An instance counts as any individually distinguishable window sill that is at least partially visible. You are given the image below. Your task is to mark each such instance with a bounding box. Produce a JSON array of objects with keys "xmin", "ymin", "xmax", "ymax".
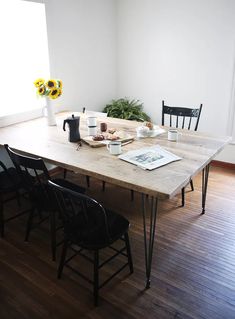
[{"xmin": 0, "ymin": 108, "xmax": 43, "ymax": 128}]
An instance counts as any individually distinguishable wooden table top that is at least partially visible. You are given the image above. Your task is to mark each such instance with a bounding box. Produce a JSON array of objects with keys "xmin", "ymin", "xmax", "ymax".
[{"xmin": 0, "ymin": 112, "xmax": 230, "ymax": 199}]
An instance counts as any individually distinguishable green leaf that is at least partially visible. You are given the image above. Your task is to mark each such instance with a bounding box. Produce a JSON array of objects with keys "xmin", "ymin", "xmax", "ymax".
[{"xmin": 102, "ymin": 98, "xmax": 151, "ymax": 122}]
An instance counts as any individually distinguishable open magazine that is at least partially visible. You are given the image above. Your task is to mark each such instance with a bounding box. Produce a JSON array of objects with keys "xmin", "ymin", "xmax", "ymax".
[{"xmin": 118, "ymin": 145, "xmax": 182, "ymax": 170}]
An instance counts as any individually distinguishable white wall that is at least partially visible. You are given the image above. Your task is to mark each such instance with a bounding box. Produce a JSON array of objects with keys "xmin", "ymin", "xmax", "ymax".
[
  {"xmin": 2, "ymin": 0, "xmax": 234, "ymax": 164},
  {"xmin": 44, "ymin": 0, "xmax": 117, "ymax": 112},
  {"xmin": 0, "ymin": 0, "xmax": 117, "ymax": 168},
  {"xmin": 117, "ymin": 0, "xmax": 235, "ymax": 162}
]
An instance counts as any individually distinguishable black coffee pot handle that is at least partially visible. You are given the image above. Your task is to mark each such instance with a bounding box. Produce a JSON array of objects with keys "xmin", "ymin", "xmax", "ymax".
[{"xmin": 63, "ymin": 119, "xmax": 68, "ymax": 131}]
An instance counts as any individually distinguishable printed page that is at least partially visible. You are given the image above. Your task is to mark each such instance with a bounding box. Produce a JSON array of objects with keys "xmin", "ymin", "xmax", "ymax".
[{"xmin": 118, "ymin": 145, "xmax": 182, "ymax": 170}]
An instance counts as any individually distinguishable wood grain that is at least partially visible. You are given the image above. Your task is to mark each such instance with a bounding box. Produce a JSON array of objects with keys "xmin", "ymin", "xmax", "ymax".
[
  {"xmin": 81, "ymin": 135, "xmax": 135, "ymax": 148},
  {"xmin": 0, "ymin": 166, "xmax": 234, "ymax": 318},
  {"xmin": 0, "ymin": 112, "xmax": 230, "ymax": 200}
]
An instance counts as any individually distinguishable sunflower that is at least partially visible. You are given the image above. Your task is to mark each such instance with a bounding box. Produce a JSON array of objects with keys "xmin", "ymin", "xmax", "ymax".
[
  {"xmin": 37, "ymin": 85, "xmax": 46, "ymax": 96},
  {"xmin": 57, "ymin": 80, "xmax": 63, "ymax": 88},
  {"xmin": 46, "ymin": 79, "xmax": 57, "ymax": 88},
  {"xmin": 34, "ymin": 78, "xmax": 45, "ymax": 88},
  {"xmin": 49, "ymin": 87, "xmax": 61, "ymax": 99},
  {"xmin": 34, "ymin": 78, "xmax": 63, "ymax": 100},
  {"xmin": 57, "ymin": 88, "xmax": 62, "ymax": 97}
]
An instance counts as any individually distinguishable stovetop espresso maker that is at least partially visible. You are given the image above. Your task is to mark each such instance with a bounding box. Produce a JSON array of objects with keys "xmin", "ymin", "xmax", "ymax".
[{"xmin": 63, "ymin": 114, "xmax": 81, "ymax": 142}]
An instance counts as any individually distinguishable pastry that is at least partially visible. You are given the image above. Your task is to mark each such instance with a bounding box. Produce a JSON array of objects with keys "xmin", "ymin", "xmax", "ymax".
[
  {"xmin": 108, "ymin": 128, "xmax": 116, "ymax": 134},
  {"xmin": 144, "ymin": 122, "xmax": 154, "ymax": 130},
  {"xmin": 105, "ymin": 133, "xmax": 119, "ymax": 140},
  {"xmin": 92, "ymin": 134, "xmax": 104, "ymax": 141}
]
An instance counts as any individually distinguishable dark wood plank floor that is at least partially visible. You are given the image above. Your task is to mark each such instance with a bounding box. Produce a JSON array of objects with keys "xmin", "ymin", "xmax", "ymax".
[{"xmin": 0, "ymin": 166, "xmax": 235, "ymax": 319}]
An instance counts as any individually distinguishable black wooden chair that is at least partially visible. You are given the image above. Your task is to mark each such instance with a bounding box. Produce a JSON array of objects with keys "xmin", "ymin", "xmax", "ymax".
[
  {"xmin": 162, "ymin": 100, "xmax": 203, "ymax": 206},
  {"xmin": 0, "ymin": 159, "xmax": 28, "ymax": 237},
  {"xmin": 5, "ymin": 144, "xmax": 86, "ymax": 260},
  {"xmin": 48, "ymin": 180, "xmax": 133, "ymax": 306}
]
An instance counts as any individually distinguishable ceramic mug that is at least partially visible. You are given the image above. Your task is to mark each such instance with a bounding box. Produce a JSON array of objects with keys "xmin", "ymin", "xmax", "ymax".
[
  {"xmin": 88, "ymin": 126, "xmax": 97, "ymax": 136},
  {"xmin": 107, "ymin": 141, "xmax": 122, "ymax": 155},
  {"xmin": 87, "ymin": 116, "xmax": 97, "ymax": 127},
  {"xmin": 168, "ymin": 129, "xmax": 180, "ymax": 141}
]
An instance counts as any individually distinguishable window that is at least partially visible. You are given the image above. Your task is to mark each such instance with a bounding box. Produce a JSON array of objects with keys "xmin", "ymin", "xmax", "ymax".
[{"xmin": 0, "ymin": 0, "xmax": 50, "ymax": 125}]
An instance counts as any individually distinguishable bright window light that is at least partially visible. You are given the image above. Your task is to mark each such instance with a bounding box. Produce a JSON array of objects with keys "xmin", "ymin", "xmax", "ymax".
[{"xmin": 0, "ymin": 0, "xmax": 50, "ymax": 117}]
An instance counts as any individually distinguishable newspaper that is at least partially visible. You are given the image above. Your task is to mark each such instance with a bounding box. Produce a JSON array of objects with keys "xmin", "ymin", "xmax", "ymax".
[{"xmin": 118, "ymin": 145, "xmax": 182, "ymax": 170}]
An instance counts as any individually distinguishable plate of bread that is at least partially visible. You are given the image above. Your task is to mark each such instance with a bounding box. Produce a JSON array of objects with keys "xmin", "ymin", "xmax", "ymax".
[{"xmin": 82, "ymin": 128, "xmax": 134, "ymax": 147}]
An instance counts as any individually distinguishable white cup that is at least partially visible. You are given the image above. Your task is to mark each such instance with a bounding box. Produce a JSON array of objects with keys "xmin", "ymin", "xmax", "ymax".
[
  {"xmin": 88, "ymin": 126, "xmax": 97, "ymax": 136},
  {"xmin": 87, "ymin": 116, "xmax": 97, "ymax": 127},
  {"xmin": 168, "ymin": 129, "xmax": 179, "ymax": 141},
  {"xmin": 107, "ymin": 141, "xmax": 122, "ymax": 155}
]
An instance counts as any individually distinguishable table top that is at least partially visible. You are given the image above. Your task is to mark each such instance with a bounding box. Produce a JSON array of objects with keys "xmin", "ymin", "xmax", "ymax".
[{"xmin": 0, "ymin": 112, "xmax": 230, "ymax": 199}]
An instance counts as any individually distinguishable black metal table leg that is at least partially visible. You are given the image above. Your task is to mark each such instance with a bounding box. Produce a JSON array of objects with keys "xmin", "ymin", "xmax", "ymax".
[
  {"xmin": 142, "ymin": 194, "xmax": 158, "ymax": 288},
  {"xmin": 202, "ymin": 164, "xmax": 210, "ymax": 214}
]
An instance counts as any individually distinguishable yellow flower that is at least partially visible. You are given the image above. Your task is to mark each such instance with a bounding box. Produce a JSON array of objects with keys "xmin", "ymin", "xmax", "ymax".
[
  {"xmin": 37, "ymin": 85, "xmax": 46, "ymax": 96},
  {"xmin": 57, "ymin": 80, "xmax": 63, "ymax": 88},
  {"xmin": 58, "ymin": 88, "xmax": 62, "ymax": 97},
  {"xmin": 34, "ymin": 78, "xmax": 45, "ymax": 88},
  {"xmin": 49, "ymin": 87, "xmax": 61, "ymax": 99},
  {"xmin": 34, "ymin": 78, "xmax": 63, "ymax": 100},
  {"xmin": 46, "ymin": 79, "xmax": 57, "ymax": 88}
]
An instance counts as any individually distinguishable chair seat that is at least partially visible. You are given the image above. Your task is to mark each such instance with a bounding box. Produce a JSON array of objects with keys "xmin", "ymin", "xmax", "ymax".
[
  {"xmin": 0, "ymin": 168, "xmax": 21, "ymax": 192},
  {"xmin": 65, "ymin": 208, "xmax": 130, "ymax": 250}
]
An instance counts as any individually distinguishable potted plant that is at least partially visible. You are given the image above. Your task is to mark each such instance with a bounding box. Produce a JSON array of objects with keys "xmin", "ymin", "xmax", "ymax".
[{"xmin": 103, "ymin": 98, "xmax": 151, "ymax": 122}]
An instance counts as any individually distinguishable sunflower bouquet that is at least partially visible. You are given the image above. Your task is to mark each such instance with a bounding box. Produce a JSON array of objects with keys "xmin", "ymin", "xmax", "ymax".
[{"xmin": 34, "ymin": 78, "xmax": 62, "ymax": 99}]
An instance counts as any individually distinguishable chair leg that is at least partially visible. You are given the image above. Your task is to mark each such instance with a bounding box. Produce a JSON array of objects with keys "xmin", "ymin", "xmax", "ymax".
[
  {"xmin": 130, "ymin": 190, "xmax": 134, "ymax": 201},
  {"xmin": 50, "ymin": 210, "xmax": 57, "ymax": 261},
  {"xmin": 63, "ymin": 169, "xmax": 67, "ymax": 179},
  {"xmin": 24, "ymin": 208, "xmax": 35, "ymax": 241},
  {"xmin": 181, "ymin": 187, "xmax": 185, "ymax": 207},
  {"xmin": 86, "ymin": 175, "xmax": 90, "ymax": 188},
  {"xmin": 16, "ymin": 191, "xmax": 21, "ymax": 207},
  {"xmin": 190, "ymin": 179, "xmax": 194, "ymax": 191},
  {"xmin": 38, "ymin": 208, "xmax": 43, "ymax": 221},
  {"xmin": 93, "ymin": 250, "xmax": 99, "ymax": 307},
  {"xmin": 102, "ymin": 181, "xmax": 105, "ymax": 192},
  {"xmin": 0, "ymin": 199, "xmax": 4, "ymax": 238},
  {"xmin": 124, "ymin": 232, "xmax": 134, "ymax": 274},
  {"xmin": 58, "ymin": 239, "xmax": 68, "ymax": 279}
]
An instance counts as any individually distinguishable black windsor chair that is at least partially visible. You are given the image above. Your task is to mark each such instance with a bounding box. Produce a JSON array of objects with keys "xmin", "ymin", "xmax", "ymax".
[
  {"xmin": 162, "ymin": 100, "xmax": 203, "ymax": 206},
  {"xmin": 48, "ymin": 180, "xmax": 133, "ymax": 306},
  {"xmin": 5, "ymin": 144, "xmax": 86, "ymax": 260},
  {"xmin": 0, "ymin": 157, "xmax": 29, "ymax": 237}
]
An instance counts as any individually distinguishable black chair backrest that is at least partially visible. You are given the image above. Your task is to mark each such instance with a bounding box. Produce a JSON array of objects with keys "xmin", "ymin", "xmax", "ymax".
[
  {"xmin": 4, "ymin": 144, "xmax": 50, "ymax": 202},
  {"xmin": 0, "ymin": 160, "xmax": 19, "ymax": 189},
  {"xmin": 0, "ymin": 160, "xmax": 8, "ymax": 173},
  {"xmin": 48, "ymin": 180, "xmax": 110, "ymax": 241},
  {"xmin": 162, "ymin": 100, "xmax": 202, "ymax": 131}
]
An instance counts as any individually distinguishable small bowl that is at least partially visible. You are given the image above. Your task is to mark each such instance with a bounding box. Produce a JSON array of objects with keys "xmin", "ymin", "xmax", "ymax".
[
  {"xmin": 136, "ymin": 126, "xmax": 150, "ymax": 137},
  {"xmin": 136, "ymin": 125, "xmax": 159, "ymax": 137}
]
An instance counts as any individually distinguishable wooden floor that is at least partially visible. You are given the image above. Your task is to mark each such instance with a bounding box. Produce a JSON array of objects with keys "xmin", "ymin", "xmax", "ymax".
[{"xmin": 0, "ymin": 166, "xmax": 235, "ymax": 319}]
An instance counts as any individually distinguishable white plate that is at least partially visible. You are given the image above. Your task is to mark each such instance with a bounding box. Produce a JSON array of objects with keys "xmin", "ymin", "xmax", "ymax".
[{"xmin": 136, "ymin": 125, "xmax": 165, "ymax": 138}]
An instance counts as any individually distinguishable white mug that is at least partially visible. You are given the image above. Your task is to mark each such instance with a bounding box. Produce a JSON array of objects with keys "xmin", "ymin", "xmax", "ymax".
[
  {"xmin": 107, "ymin": 141, "xmax": 122, "ymax": 155},
  {"xmin": 87, "ymin": 116, "xmax": 97, "ymax": 127},
  {"xmin": 88, "ymin": 126, "xmax": 97, "ymax": 136},
  {"xmin": 168, "ymin": 129, "xmax": 179, "ymax": 141}
]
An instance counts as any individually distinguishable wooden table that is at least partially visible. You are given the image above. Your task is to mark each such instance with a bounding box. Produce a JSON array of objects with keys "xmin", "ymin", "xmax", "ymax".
[{"xmin": 0, "ymin": 112, "xmax": 230, "ymax": 287}]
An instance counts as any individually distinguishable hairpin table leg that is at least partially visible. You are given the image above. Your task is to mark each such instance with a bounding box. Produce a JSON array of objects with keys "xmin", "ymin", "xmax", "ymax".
[
  {"xmin": 202, "ymin": 164, "xmax": 210, "ymax": 214},
  {"xmin": 142, "ymin": 194, "xmax": 158, "ymax": 288}
]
